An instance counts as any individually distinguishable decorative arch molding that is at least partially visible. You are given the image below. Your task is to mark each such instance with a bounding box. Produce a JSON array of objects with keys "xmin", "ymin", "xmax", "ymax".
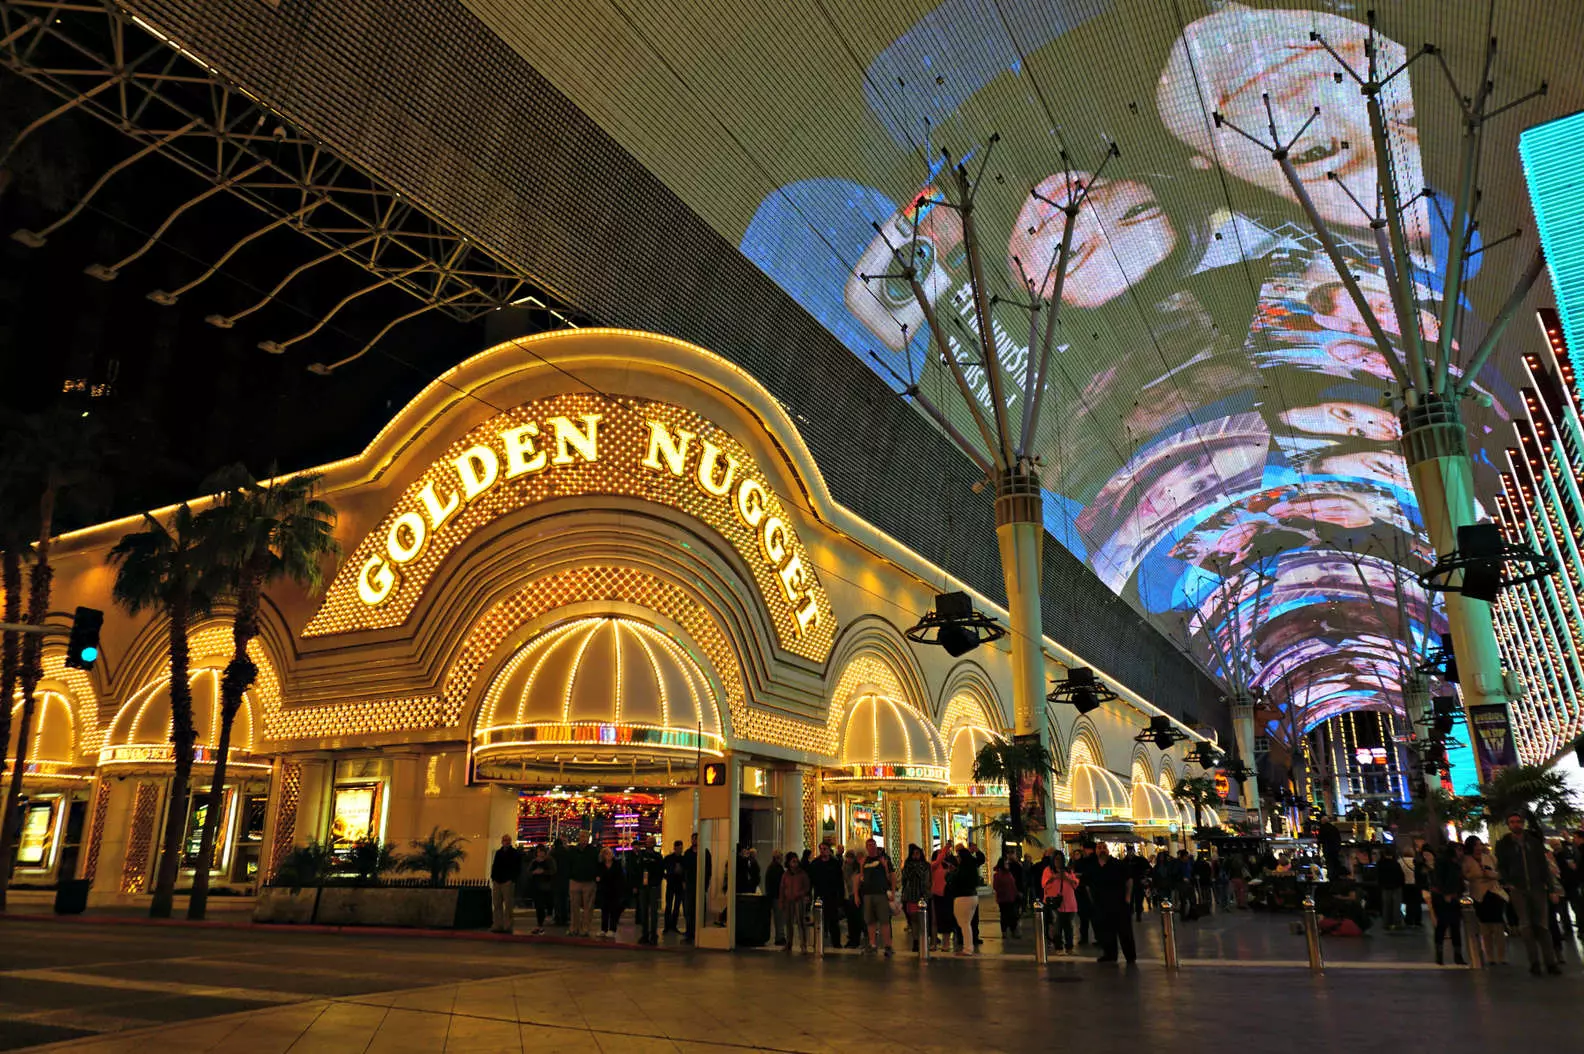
[
  {"xmin": 298, "ymin": 331, "xmax": 844, "ymax": 658},
  {"xmin": 1067, "ymin": 718, "xmax": 1106, "ymax": 772},
  {"xmin": 1158, "ymin": 758, "xmax": 1178, "ymax": 790},
  {"xmin": 263, "ymin": 507, "xmax": 828, "ymax": 746},
  {"xmin": 106, "ymin": 614, "xmax": 279, "ymax": 749},
  {"xmin": 825, "ymin": 617, "xmax": 929, "ymax": 710},
  {"xmin": 934, "ymin": 660, "xmax": 1006, "ymax": 731},
  {"xmin": 1130, "ymin": 746, "xmax": 1155, "ymax": 786}
]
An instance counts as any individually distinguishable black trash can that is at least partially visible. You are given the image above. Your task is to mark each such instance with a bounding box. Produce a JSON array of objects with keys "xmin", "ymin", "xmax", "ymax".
[
  {"xmin": 54, "ymin": 879, "xmax": 90, "ymax": 915},
  {"xmin": 735, "ymin": 893, "xmax": 772, "ymax": 947}
]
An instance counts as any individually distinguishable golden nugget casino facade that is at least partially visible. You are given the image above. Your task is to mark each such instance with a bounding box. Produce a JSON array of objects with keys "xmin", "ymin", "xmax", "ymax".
[{"xmin": 6, "ymin": 330, "xmax": 1216, "ymax": 925}]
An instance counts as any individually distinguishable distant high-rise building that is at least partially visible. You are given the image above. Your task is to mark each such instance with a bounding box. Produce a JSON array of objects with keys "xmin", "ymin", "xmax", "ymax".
[{"xmin": 1493, "ymin": 307, "xmax": 1584, "ymax": 762}]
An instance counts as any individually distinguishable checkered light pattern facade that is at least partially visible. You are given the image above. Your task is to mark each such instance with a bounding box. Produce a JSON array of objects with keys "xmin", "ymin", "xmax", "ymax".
[
  {"xmin": 119, "ymin": 781, "xmax": 161, "ymax": 894},
  {"xmin": 290, "ymin": 565, "xmax": 828, "ymax": 754},
  {"xmin": 306, "ymin": 394, "xmax": 835, "ymax": 662},
  {"xmin": 269, "ymin": 762, "xmax": 302, "ymax": 877},
  {"xmin": 81, "ymin": 779, "xmax": 111, "ymax": 883},
  {"xmin": 1493, "ymin": 309, "xmax": 1584, "ymax": 762}
]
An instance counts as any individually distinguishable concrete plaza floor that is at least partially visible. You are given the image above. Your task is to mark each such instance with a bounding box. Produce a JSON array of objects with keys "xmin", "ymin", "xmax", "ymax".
[{"xmin": 1, "ymin": 911, "xmax": 1580, "ymax": 1053}]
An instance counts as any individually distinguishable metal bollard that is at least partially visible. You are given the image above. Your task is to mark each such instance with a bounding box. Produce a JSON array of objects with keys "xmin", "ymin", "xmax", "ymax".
[
  {"xmin": 1033, "ymin": 900, "xmax": 1048, "ymax": 965},
  {"xmin": 917, "ymin": 898, "xmax": 930, "ymax": 962},
  {"xmin": 1459, "ymin": 894, "xmax": 1484, "ymax": 969},
  {"xmin": 1159, "ymin": 898, "xmax": 1179, "ymax": 970},
  {"xmin": 812, "ymin": 898, "xmax": 824, "ymax": 958},
  {"xmin": 1301, "ymin": 893, "xmax": 1324, "ymax": 972}
]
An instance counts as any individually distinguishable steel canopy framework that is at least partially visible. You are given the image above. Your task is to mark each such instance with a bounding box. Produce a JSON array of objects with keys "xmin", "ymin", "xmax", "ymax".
[{"xmin": 0, "ymin": 0, "xmax": 578, "ymax": 374}]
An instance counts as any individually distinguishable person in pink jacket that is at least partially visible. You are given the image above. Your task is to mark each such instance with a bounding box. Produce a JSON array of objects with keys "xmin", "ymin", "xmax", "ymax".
[
  {"xmin": 931, "ymin": 844, "xmax": 957, "ymax": 950},
  {"xmin": 1041, "ymin": 850, "xmax": 1081, "ymax": 953}
]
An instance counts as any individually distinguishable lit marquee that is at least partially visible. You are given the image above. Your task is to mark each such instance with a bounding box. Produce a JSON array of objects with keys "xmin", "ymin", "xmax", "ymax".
[{"xmin": 308, "ymin": 394, "xmax": 834, "ymax": 659}]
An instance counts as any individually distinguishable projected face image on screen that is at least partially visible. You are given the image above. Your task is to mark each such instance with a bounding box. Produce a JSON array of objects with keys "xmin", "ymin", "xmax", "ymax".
[
  {"xmin": 747, "ymin": 2, "xmax": 1517, "ymax": 736},
  {"xmin": 484, "ymin": 0, "xmax": 1563, "ymax": 739}
]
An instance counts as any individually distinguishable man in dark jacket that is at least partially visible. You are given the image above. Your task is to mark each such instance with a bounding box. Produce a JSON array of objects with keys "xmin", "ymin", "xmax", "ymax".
[
  {"xmin": 663, "ymin": 839, "xmax": 687, "ymax": 933},
  {"xmin": 1089, "ymin": 842, "xmax": 1136, "ymax": 964},
  {"xmin": 1554, "ymin": 833, "xmax": 1581, "ymax": 934},
  {"xmin": 564, "ymin": 831, "xmax": 601, "ymax": 938},
  {"xmin": 805, "ymin": 842, "xmax": 846, "ymax": 948},
  {"xmin": 682, "ymin": 833, "xmax": 712, "ymax": 944},
  {"xmin": 490, "ymin": 835, "xmax": 522, "ymax": 933},
  {"xmin": 551, "ymin": 837, "xmax": 571, "ymax": 925},
  {"xmin": 1071, "ymin": 842, "xmax": 1098, "ymax": 944},
  {"xmin": 1125, "ymin": 847, "xmax": 1151, "ymax": 921},
  {"xmin": 1495, "ymin": 812, "xmax": 1563, "ymax": 975},
  {"xmin": 632, "ymin": 835, "xmax": 666, "ymax": 944},
  {"xmin": 764, "ymin": 851, "xmax": 786, "ymax": 945}
]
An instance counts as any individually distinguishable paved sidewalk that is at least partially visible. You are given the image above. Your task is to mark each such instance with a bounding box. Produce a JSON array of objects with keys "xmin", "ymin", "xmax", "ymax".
[{"xmin": 3, "ymin": 917, "xmax": 1579, "ymax": 1053}]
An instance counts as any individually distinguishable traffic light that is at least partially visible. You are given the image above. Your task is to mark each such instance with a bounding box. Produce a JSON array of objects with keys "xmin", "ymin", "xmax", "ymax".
[
  {"xmin": 701, "ymin": 762, "xmax": 726, "ymax": 787},
  {"xmin": 64, "ymin": 606, "xmax": 103, "ymax": 670}
]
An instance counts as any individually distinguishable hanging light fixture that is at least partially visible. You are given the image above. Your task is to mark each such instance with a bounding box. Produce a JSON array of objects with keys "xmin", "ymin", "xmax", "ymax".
[
  {"xmin": 1134, "ymin": 715, "xmax": 1189, "ymax": 751},
  {"xmin": 1223, "ymin": 757, "xmax": 1253, "ymax": 786},
  {"xmin": 1047, "ymin": 666, "xmax": 1115, "ymax": 716},
  {"xmin": 904, "ymin": 591, "xmax": 1007, "ymax": 657},
  {"xmin": 1187, "ymin": 741, "xmax": 1222, "ymax": 770}
]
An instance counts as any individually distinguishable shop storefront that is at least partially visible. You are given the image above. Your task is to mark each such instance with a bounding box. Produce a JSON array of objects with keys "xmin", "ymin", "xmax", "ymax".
[{"xmin": 13, "ymin": 329, "xmax": 1215, "ymax": 938}]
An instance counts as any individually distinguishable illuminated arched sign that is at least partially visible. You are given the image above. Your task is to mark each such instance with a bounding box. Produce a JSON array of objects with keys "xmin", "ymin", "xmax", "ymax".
[{"xmin": 307, "ymin": 394, "xmax": 834, "ymax": 660}]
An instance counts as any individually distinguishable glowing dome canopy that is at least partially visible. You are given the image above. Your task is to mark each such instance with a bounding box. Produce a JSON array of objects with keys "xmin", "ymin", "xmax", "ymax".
[
  {"xmin": 1068, "ymin": 763, "xmax": 1130, "ymax": 816},
  {"xmin": 943, "ymin": 725, "xmax": 1006, "ymax": 798},
  {"xmin": 1180, "ymin": 801, "xmax": 1222, "ymax": 830},
  {"xmin": 101, "ymin": 668, "xmax": 258, "ymax": 771},
  {"xmin": 829, "ymin": 693, "xmax": 946, "ymax": 788},
  {"xmin": 1131, "ymin": 780, "xmax": 1179, "ymax": 826},
  {"xmin": 7, "ymin": 691, "xmax": 76, "ymax": 772},
  {"xmin": 473, "ymin": 616, "xmax": 725, "ymax": 773}
]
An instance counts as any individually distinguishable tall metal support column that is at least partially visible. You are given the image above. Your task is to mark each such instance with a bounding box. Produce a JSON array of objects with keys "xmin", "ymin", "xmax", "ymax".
[
  {"xmin": 1229, "ymin": 692, "xmax": 1261, "ymax": 816},
  {"xmin": 1402, "ymin": 397, "xmax": 1512, "ymax": 763},
  {"xmin": 995, "ymin": 469, "xmax": 1046, "ymax": 739}
]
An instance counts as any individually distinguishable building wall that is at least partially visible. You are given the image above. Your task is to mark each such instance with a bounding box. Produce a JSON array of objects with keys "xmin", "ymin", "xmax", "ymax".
[
  {"xmin": 115, "ymin": 0, "xmax": 1224, "ymax": 729},
  {"xmin": 30, "ymin": 331, "xmax": 1214, "ymax": 888}
]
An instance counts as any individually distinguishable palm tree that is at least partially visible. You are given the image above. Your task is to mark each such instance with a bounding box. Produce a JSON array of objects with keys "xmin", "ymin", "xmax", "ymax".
[
  {"xmin": 108, "ymin": 504, "xmax": 220, "ymax": 918},
  {"xmin": 0, "ymin": 407, "xmax": 106, "ymax": 908},
  {"xmin": 1477, "ymin": 765, "xmax": 1581, "ymax": 832},
  {"xmin": 0, "ymin": 480, "xmax": 28, "ymax": 833},
  {"xmin": 398, "ymin": 828, "xmax": 469, "ymax": 888},
  {"xmin": 972, "ymin": 737, "xmax": 1056, "ymax": 849},
  {"xmin": 1172, "ymin": 776, "xmax": 1224, "ymax": 840},
  {"xmin": 185, "ymin": 466, "xmax": 339, "ymax": 920}
]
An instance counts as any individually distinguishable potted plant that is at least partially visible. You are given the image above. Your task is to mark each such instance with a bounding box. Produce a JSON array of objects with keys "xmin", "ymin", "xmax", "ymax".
[
  {"xmin": 398, "ymin": 828, "xmax": 468, "ymax": 886},
  {"xmin": 345, "ymin": 837, "xmax": 398, "ymax": 887},
  {"xmin": 1476, "ymin": 765, "xmax": 1580, "ymax": 833},
  {"xmin": 972, "ymin": 737, "xmax": 1056, "ymax": 852}
]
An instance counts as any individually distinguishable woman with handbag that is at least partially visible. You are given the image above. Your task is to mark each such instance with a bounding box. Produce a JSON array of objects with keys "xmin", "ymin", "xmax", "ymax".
[
  {"xmin": 1462, "ymin": 835, "xmax": 1508, "ymax": 965},
  {"xmin": 1041, "ymin": 850, "xmax": 1080, "ymax": 953}
]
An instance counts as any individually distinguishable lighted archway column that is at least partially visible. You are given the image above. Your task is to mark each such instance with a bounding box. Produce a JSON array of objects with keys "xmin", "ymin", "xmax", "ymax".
[{"xmin": 1402, "ymin": 396, "xmax": 1510, "ymax": 780}]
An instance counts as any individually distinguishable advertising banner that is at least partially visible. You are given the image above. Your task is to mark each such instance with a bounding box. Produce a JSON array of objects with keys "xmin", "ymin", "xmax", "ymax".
[{"xmin": 1468, "ymin": 704, "xmax": 1519, "ymax": 780}]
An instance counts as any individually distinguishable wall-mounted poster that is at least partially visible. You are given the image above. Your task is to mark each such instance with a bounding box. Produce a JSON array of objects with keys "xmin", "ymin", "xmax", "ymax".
[
  {"xmin": 330, "ymin": 785, "xmax": 378, "ymax": 844},
  {"xmin": 16, "ymin": 801, "xmax": 53, "ymax": 866}
]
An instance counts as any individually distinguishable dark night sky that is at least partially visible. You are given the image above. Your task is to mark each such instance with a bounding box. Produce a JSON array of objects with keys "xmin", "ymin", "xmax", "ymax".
[{"xmin": 0, "ymin": 78, "xmax": 551, "ymax": 531}]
